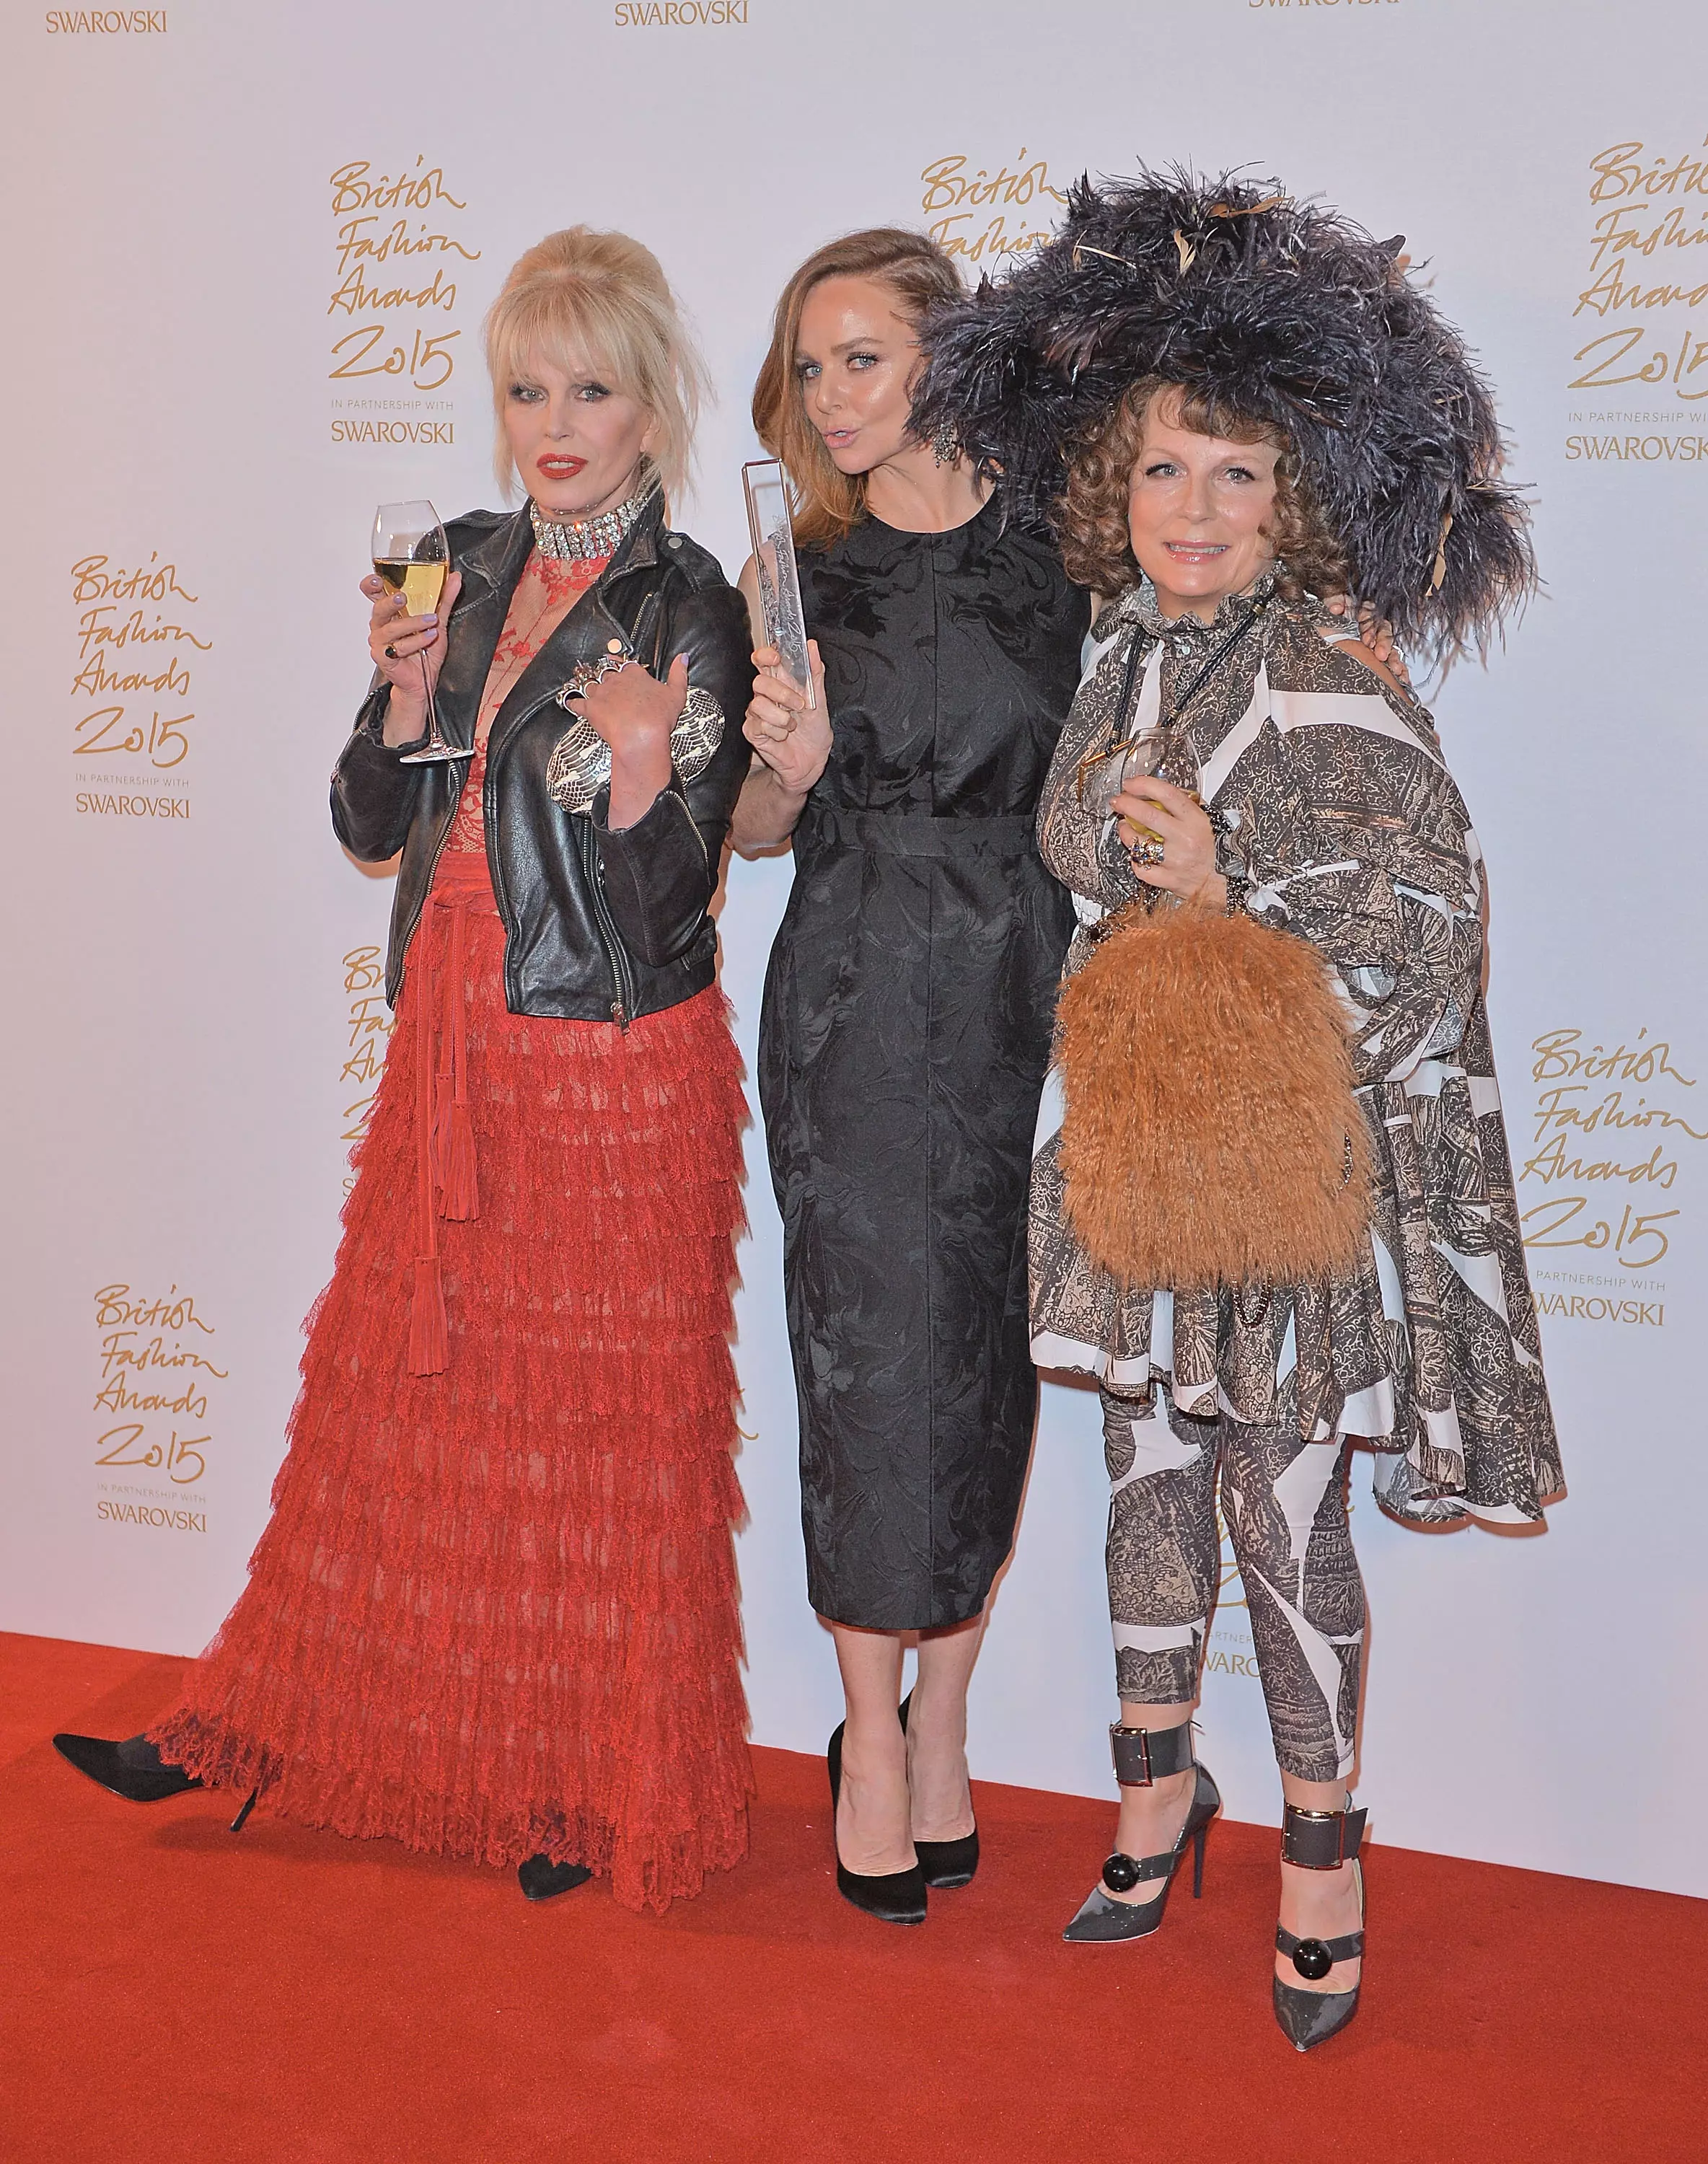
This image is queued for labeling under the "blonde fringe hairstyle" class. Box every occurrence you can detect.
[752,228,963,548]
[484,227,708,508]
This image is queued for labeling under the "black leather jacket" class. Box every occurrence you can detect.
[331,494,754,1024]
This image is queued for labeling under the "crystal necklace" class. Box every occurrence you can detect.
[529,482,653,562]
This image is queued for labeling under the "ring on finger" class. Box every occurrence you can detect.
[383,643,399,660]
[1131,836,1165,867]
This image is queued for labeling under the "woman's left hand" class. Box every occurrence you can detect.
[1111,775,1225,908]
[578,654,689,753]
[578,655,687,830]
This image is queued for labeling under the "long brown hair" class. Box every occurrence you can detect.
[752,229,962,548]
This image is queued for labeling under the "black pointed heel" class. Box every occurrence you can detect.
[517,1855,594,1902]
[53,1733,202,1803]
[1272,1800,1368,2052]
[1062,1720,1220,1944]
[897,1692,979,1889]
[912,1826,980,1891]
[827,1722,928,1925]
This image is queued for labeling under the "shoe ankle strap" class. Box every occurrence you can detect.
[1109,1720,1195,1787]
[1276,1923,1366,1965]
[1280,1800,1367,1869]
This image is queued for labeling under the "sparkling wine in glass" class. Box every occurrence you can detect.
[1077,724,1202,834]
[371,500,469,764]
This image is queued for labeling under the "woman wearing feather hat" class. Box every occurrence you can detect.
[915,172,1561,2049]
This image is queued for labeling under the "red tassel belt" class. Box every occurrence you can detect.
[408,851,501,1377]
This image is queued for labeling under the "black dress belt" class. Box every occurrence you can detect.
[804,808,1039,858]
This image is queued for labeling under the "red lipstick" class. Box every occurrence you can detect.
[537,454,587,480]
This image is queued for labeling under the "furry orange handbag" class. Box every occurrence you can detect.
[1055,902,1373,1291]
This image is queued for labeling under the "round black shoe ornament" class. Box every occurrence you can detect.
[1101,1852,1142,1894]
[1291,1938,1334,1981]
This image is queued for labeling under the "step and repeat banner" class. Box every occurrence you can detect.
[2,0,1703,1897]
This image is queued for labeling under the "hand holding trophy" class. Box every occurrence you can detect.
[742,459,831,799]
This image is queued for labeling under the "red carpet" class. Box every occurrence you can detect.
[1,1632,1699,2163]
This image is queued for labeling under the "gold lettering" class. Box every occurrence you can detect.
[92,1286,221,1493]
[1522,1026,1700,1273]
[70,553,210,780]
[329,159,477,395]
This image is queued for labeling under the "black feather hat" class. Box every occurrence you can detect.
[912,167,1533,664]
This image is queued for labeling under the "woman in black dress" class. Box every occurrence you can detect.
[730,229,1088,1922]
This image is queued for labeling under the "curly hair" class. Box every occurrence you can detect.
[1055,379,1351,602]
[751,228,963,548]
[912,170,1533,662]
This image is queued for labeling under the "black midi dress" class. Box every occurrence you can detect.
[758,497,1089,1629]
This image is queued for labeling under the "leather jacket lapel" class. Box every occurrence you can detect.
[484,494,670,755]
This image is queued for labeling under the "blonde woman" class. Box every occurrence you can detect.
[54,229,757,1914]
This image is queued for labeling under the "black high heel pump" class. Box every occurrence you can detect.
[827,1723,928,1926]
[57,1733,263,1832]
[1272,1800,1367,2052]
[517,1855,593,1901]
[53,1733,201,1803]
[1062,1721,1220,1943]
[897,1692,979,1889]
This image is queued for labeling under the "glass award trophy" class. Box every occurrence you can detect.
[742,458,816,708]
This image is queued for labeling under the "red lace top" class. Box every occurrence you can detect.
[444,551,612,855]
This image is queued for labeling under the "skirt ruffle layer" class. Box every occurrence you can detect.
[154,903,752,1913]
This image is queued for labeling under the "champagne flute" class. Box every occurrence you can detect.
[1077,723,1202,835]
[1113,726,1202,845]
[371,500,470,764]
[1110,728,1202,912]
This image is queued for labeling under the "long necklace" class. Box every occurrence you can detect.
[1117,594,1267,747]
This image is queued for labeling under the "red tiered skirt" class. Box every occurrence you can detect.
[154,850,753,1912]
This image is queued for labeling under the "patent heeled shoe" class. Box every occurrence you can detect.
[53,1733,202,1803]
[897,1692,979,1889]
[517,1855,593,1902]
[1272,1800,1368,2052]
[827,1723,928,1926]
[1062,1721,1220,1943]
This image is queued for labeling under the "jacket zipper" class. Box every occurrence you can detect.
[389,568,497,990]
[603,588,660,669]
[574,598,653,1027]
[580,817,638,1029]
[483,679,638,1028]
[483,690,546,1011]
[395,771,463,997]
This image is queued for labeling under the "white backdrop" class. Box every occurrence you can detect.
[3,0,1704,1899]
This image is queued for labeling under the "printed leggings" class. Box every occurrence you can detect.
[1102,1386,1365,1782]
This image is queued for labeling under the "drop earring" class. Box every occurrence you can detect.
[932,420,957,468]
